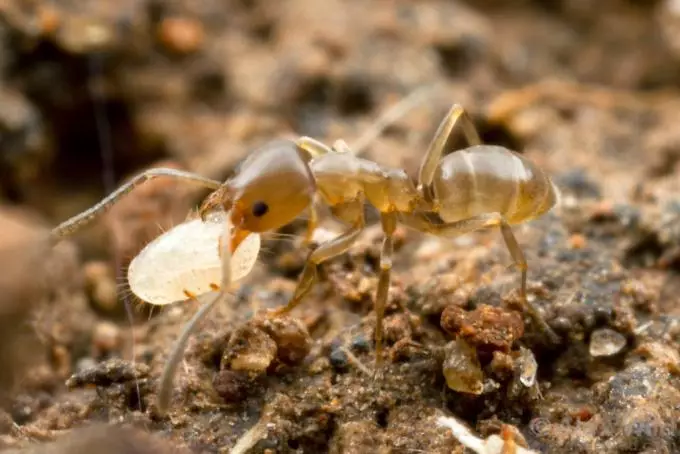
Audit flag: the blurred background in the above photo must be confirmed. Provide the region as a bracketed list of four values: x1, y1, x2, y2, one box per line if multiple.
[1, 1, 680, 452]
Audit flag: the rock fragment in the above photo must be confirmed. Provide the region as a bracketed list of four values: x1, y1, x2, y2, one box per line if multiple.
[222, 324, 277, 374]
[589, 328, 627, 357]
[442, 338, 484, 394]
[441, 304, 524, 354]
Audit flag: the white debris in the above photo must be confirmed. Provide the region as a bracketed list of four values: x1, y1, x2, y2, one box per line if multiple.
[518, 346, 538, 388]
[437, 415, 540, 454]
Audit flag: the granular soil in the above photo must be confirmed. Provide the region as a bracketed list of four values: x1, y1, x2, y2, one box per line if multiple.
[1, 1, 680, 453]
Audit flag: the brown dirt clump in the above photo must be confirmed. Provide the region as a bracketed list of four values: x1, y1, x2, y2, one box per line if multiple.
[2, 1, 680, 453]
[441, 304, 525, 354]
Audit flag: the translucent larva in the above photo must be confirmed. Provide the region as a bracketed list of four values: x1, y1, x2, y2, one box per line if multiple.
[127, 210, 260, 305]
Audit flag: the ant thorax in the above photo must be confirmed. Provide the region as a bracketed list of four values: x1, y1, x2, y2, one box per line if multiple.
[310, 152, 422, 213]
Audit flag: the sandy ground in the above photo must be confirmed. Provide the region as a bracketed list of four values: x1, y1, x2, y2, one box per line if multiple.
[1, 1, 680, 453]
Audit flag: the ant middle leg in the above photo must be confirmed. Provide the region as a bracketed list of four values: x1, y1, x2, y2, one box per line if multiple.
[498, 220, 561, 345]
[50, 168, 222, 243]
[304, 203, 320, 245]
[417, 104, 482, 199]
[399, 212, 561, 345]
[374, 211, 397, 374]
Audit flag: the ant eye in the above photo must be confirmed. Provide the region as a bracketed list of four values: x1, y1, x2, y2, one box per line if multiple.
[251, 201, 269, 217]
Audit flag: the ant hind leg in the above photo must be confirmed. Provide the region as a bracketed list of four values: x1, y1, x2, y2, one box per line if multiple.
[498, 220, 561, 346]
[297, 84, 439, 159]
[350, 84, 441, 155]
[399, 212, 561, 345]
[417, 104, 482, 199]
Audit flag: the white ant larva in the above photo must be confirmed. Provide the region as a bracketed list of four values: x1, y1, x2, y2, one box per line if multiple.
[127, 210, 261, 306]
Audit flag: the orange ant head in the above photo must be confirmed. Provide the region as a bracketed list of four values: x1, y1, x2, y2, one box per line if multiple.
[220, 139, 316, 251]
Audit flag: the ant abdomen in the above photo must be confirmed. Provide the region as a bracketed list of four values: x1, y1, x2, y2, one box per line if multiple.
[433, 145, 559, 224]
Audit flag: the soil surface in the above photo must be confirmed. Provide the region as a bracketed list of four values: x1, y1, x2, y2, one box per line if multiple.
[1, 1, 680, 453]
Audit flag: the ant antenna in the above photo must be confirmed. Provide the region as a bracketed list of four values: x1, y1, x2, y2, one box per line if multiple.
[351, 83, 442, 156]
[156, 291, 227, 415]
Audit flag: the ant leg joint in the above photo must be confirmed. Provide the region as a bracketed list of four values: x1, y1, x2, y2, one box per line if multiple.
[296, 136, 334, 159]
[272, 216, 364, 317]
[417, 102, 482, 194]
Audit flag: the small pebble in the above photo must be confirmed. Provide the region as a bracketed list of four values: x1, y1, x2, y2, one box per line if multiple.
[442, 338, 484, 394]
[258, 316, 312, 365]
[11, 394, 37, 425]
[38, 6, 60, 36]
[308, 357, 331, 374]
[52, 344, 71, 378]
[92, 321, 121, 354]
[383, 313, 412, 345]
[634, 342, 680, 375]
[556, 168, 602, 199]
[414, 238, 443, 261]
[212, 370, 253, 403]
[489, 351, 514, 380]
[83, 261, 118, 313]
[329, 347, 349, 371]
[618, 407, 666, 452]
[222, 325, 277, 374]
[589, 328, 627, 357]
[568, 233, 587, 250]
[57, 16, 115, 53]
[593, 305, 614, 324]
[551, 316, 573, 334]
[589, 200, 615, 221]
[158, 17, 205, 55]
[75, 357, 97, 374]
[517, 346, 538, 387]
[350, 334, 370, 353]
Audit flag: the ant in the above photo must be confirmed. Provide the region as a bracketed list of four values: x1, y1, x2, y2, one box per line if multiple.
[50, 101, 561, 415]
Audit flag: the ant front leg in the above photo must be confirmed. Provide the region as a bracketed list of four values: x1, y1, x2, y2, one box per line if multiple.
[399, 212, 561, 345]
[417, 104, 482, 200]
[156, 217, 234, 415]
[374, 211, 397, 375]
[50, 168, 222, 243]
[271, 201, 365, 316]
